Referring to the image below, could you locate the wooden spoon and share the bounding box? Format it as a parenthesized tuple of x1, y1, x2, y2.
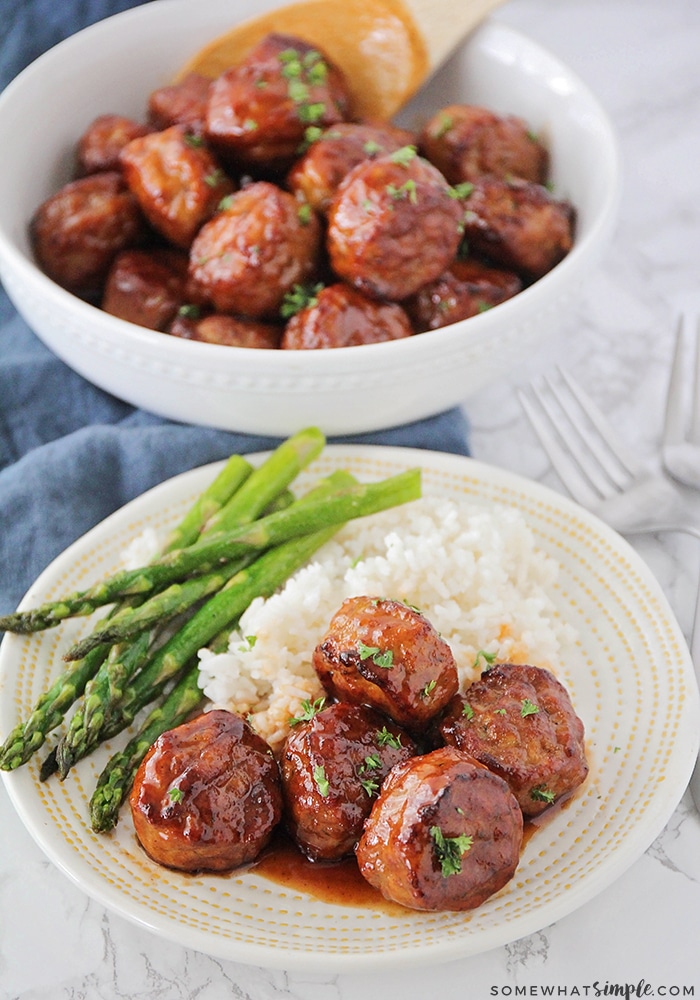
(177, 0, 507, 121)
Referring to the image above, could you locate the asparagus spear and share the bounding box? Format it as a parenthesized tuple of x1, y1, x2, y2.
(0, 645, 110, 770)
(0, 469, 420, 634)
(55, 470, 362, 776)
(201, 425, 324, 534)
(160, 453, 253, 553)
(61, 462, 304, 662)
(60, 444, 314, 663)
(61, 522, 344, 774)
(52, 477, 328, 770)
(89, 662, 204, 832)
(0, 449, 255, 771)
(63, 554, 254, 661)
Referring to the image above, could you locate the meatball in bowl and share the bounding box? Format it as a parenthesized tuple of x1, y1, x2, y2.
(0, 0, 619, 435)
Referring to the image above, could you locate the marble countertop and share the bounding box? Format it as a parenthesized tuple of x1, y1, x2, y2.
(2, 0, 700, 996)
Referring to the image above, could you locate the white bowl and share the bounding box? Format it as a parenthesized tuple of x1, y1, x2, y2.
(0, 0, 620, 436)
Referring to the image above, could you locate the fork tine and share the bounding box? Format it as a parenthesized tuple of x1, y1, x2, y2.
(556, 368, 648, 480)
(690, 317, 700, 444)
(662, 314, 687, 448)
(517, 385, 602, 508)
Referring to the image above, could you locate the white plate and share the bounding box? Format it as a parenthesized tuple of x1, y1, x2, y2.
(1, 445, 698, 971)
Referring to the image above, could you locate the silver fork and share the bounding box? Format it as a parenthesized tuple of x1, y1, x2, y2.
(517, 367, 700, 809)
(662, 314, 700, 490)
(517, 368, 700, 538)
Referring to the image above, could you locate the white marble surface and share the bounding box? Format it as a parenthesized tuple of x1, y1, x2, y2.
(2, 0, 700, 996)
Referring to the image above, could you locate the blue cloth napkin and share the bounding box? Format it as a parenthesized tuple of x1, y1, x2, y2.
(0, 0, 470, 616)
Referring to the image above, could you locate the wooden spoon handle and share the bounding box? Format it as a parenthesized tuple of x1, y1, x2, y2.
(401, 0, 508, 72)
(178, 0, 506, 121)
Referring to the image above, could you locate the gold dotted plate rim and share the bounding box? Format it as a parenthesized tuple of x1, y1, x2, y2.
(1, 445, 698, 971)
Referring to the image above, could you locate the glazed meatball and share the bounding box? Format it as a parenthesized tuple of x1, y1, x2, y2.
(459, 176, 575, 279)
(30, 171, 145, 297)
(170, 311, 282, 348)
(102, 248, 189, 330)
(130, 709, 283, 873)
(281, 282, 413, 349)
(312, 596, 459, 731)
(280, 700, 417, 861)
(405, 257, 522, 332)
(419, 104, 548, 185)
(148, 73, 212, 131)
(206, 33, 351, 174)
(77, 114, 152, 175)
(119, 124, 234, 249)
(287, 121, 417, 214)
(326, 148, 463, 301)
(438, 663, 588, 816)
(356, 746, 523, 911)
(188, 181, 320, 317)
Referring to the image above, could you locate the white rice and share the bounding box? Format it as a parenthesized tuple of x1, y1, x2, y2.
(196, 496, 576, 750)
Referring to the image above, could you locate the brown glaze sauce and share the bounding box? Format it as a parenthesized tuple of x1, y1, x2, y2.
(247, 793, 574, 912)
(251, 830, 405, 913)
(176, 0, 429, 121)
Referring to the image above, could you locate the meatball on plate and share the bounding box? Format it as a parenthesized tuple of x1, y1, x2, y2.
(280, 700, 416, 861)
(312, 595, 459, 731)
(356, 747, 523, 911)
(130, 710, 282, 873)
(439, 663, 589, 816)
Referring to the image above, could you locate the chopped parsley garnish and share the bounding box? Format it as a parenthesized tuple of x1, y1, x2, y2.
(297, 202, 313, 225)
(363, 139, 382, 156)
(357, 641, 394, 669)
(313, 764, 330, 797)
(218, 194, 235, 212)
(297, 124, 324, 153)
(462, 701, 475, 720)
(289, 696, 326, 726)
(473, 649, 497, 670)
(386, 179, 418, 204)
(280, 282, 324, 318)
(375, 726, 402, 749)
(278, 47, 329, 125)
(530, 785, 555, 804)
(390, 145, 417, 166)
(448, 181, 475, 200)
(183, 132, 204, 148)
(430, 825, 473, 877)
(177, 303, 201, 319)
(421, 679, 437, 699)
(357, 752, 382, 793)
(168, 786, 184, 803)
(358, 775, 380, 796)
(204, 169, 226, 188)
(287, 79, 310, 103)
(520, 698, 540, 718)
(434, 113, 453, 138)
(298, 101, 326, 124)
